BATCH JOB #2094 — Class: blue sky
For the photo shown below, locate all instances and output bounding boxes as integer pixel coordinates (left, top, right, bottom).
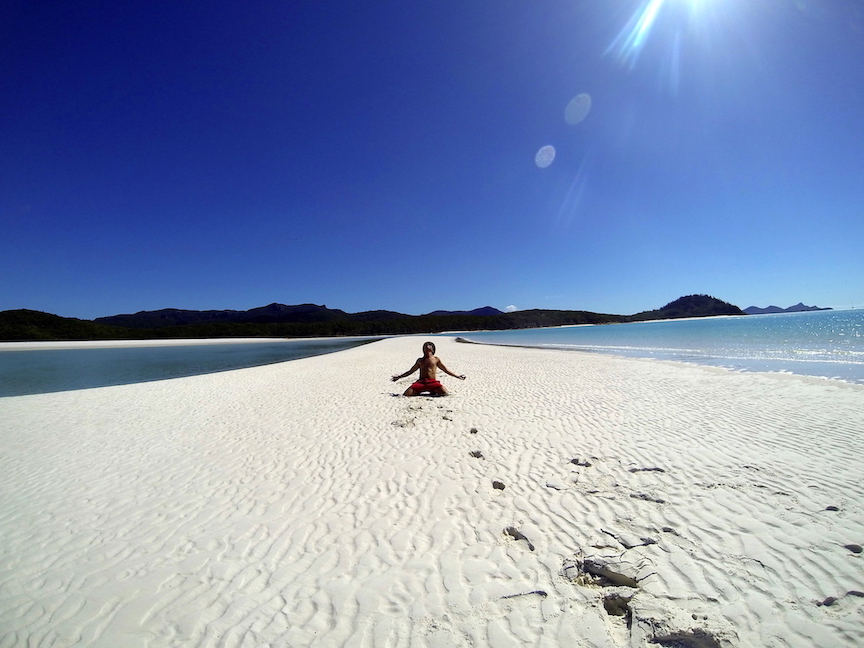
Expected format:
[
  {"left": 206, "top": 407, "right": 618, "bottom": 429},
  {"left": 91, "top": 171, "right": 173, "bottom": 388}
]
[{"left": 2, "top": 0, "right": 863, "bottom": 319}]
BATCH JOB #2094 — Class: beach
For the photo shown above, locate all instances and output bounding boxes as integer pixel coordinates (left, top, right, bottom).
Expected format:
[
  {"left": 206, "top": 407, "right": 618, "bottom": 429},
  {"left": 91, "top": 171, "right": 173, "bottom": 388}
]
[{"left": 1, "top": 336, "right": 863, "bottom": 647}]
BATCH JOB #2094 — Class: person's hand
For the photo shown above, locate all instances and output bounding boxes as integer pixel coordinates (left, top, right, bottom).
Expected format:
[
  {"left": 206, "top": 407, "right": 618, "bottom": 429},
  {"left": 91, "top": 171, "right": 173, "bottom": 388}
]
[
  {"left": 458, "top": 374, "right": 466, "bottom": 380},
  {"left": 391, "top": 375, "right": 399, "bottom": 382}
]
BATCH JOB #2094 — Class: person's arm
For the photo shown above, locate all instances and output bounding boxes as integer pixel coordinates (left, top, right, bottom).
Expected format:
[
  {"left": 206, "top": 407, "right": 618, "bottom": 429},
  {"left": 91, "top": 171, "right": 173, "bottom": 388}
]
[
  {"left": 436, "top": 359, "right": 466, "bottom": 380},
  {"left": 392, "top": 359, "right": 421, "bottom": 381}
]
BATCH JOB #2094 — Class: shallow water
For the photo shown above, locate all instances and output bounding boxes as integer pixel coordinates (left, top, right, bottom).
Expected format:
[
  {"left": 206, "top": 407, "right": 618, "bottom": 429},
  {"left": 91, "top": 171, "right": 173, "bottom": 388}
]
[
  {"left": 454, "top": 310, "right": 864, "bottom": 384},
  {"left": 0, "top": 338, "right": 380, "bottom": 397}
]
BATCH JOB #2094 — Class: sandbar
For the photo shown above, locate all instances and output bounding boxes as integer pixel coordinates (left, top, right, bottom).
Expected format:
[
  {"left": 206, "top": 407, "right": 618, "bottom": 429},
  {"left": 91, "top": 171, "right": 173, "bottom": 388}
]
[{"left": 1, "top": 336, "right": 862, "bottom": 647}]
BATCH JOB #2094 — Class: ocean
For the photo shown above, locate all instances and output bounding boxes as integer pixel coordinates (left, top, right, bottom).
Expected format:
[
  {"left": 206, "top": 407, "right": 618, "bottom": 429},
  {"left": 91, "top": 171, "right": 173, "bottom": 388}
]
[
  {"left": 4, "top": 310, "right": 862, "bottom": 397},
  {"left": 453, "top": 309, "right": 864, "bottom": 385},
  {"left": 0, "top": 337, "right": 380, "bottom": 397}
]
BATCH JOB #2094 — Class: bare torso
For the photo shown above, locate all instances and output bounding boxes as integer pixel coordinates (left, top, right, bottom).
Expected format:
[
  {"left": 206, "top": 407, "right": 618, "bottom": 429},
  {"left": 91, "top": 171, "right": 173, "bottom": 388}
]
[{"left": 418, "top": 355, "right": 441, "bottom": 381}]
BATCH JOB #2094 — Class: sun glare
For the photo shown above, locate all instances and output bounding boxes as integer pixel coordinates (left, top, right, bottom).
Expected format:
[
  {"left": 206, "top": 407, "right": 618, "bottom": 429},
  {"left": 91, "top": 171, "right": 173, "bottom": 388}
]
[
  {"left": 605, "top": 0, "right": 667, "bottom": 69},
  {"left": 605, "top": 0, "right": 718, "bottom": 70}
]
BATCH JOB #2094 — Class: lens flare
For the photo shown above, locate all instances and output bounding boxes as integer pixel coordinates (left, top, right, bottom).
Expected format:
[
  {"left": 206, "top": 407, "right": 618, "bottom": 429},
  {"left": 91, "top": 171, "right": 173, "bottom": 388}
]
[
  {"left": 565, "top": 93, "right": 592, "bottom": 125},
  {"left": 535, "top": 145, "right": 556, "bottom": 168}
]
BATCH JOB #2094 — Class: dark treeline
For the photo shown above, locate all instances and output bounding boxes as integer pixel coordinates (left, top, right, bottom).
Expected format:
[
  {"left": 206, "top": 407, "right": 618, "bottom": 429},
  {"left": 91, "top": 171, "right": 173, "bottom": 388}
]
[
  {"left": 0, "top": 295, "right": 744, "bottom": 342},
  {"left": 0, "top": 309, "right": 624, "bottom": 341},
  {"left": 163, "top": 309, "right": 624, "bottom": 338},
  {"left": 0, "top": 310, "right": 131, "bottom": 341}
]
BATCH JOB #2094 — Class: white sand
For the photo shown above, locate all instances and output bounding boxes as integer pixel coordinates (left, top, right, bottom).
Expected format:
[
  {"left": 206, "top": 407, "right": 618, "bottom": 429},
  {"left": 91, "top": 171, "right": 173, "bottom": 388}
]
[{"left": 1, "top": 336, "right": 863, "bottom": 647}]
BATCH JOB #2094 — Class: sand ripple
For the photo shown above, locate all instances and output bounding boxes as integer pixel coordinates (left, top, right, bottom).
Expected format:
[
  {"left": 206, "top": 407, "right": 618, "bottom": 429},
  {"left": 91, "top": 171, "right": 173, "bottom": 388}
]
[{"left": 2, "top": 337, "right": 863, "bottom": 647}]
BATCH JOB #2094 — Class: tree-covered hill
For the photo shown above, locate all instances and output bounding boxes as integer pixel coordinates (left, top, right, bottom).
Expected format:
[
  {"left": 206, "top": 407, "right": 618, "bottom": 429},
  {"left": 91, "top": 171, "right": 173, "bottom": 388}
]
[
  {"left": 0, "top": 307, "right": 624, "bottom": 341},
  {"left": 629, "top": 295, "right": 745, "bottom": 321},
  {"left": 0, "top": 295, "right": 747, "bottom": 341},
  {"left": 0, "top": 310, "right": 134, "bottom": 341}
]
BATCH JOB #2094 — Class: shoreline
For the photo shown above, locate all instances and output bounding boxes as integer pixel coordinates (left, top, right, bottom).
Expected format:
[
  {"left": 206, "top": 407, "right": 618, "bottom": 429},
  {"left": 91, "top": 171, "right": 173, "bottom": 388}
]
[
  {"left": 454, "top": 336, "right": 864, "bottom": 387},
  {"left": 453, "top": 314, "right": 864, "bottom": 386},
  {"left": 2, "top": 337, "right": 863, "bottom": 646}
]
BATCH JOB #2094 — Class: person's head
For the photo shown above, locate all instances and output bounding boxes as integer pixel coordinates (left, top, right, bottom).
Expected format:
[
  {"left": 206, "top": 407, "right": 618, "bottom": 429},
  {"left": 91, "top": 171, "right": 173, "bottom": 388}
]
[{"left": 422, "top": 341, "right": 436, "bottom": 356}]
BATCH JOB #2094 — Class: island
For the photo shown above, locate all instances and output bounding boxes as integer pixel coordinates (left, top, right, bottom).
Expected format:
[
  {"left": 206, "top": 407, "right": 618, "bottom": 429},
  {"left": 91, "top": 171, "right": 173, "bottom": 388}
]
[{"left": 743, "top": 303, "right": 832, "bottom": 315}]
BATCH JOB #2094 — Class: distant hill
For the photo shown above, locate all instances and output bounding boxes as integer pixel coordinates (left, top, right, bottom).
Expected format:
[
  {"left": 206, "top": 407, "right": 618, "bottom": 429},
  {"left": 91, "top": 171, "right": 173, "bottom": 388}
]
[
  {"left": 630, "top": 295, "right": 745, "bottom": 321},
  {"left": 1, "top": 295, "right": 748, "bottom": 341},
  {"left": 1, "top": 304, "right": 623, "bottom": 341},
  {"left": 743, "top": 303, "right": 832, "bottom": 315},
  {"left": 95, "top": 303, "right": 352, "bottom": 328},
  {"left": 0, "top": 310, "right": 133, "bottom": 341},
  {"left": 95, "top": 303, "right": 507, "bottom": 329},
  {"left": 425, "top": 306, "right": 503, "bottom": 317}
]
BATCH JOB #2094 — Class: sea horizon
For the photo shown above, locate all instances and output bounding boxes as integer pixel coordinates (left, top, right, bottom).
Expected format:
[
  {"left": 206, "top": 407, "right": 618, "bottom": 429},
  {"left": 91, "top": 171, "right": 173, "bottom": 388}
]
[{"left": 450, "top": 309, "right": 864, "bottom": 385}]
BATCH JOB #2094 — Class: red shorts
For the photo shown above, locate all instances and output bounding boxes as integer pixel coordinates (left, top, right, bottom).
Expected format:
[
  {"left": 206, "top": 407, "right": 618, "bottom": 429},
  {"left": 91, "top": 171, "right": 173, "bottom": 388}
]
[{"left": 410, "top": 378, "right": 443, "bottom": 392}]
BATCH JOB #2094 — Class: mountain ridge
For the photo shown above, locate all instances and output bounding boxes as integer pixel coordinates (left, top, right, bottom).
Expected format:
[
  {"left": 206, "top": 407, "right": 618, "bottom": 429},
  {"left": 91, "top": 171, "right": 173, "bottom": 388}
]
[
  {"left": 1, "top": 295, "right": 747, "bottom": 341},
  {"left": 743, "top": 303, "right": 832, "bottom": 315},
  {"left": 94, "top": 304, "right": 505, "bottom": 329}
]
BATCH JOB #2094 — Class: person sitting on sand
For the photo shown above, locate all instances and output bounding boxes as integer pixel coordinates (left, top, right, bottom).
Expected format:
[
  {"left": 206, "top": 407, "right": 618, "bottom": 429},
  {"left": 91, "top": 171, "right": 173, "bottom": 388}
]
[{"left": 391, "top": 341, "right": 466, "bottom": 396}]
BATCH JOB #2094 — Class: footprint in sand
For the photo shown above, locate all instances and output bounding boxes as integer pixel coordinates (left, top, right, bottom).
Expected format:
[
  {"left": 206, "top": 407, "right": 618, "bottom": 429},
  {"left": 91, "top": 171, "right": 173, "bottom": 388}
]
[
  {"left": 504, "top": 527, "right": 535, "bottom": 551},
  {"left": 563, "top": 557, "right": 639, "bottom": 588},
  {"left": 602, "top": 592, "right": 632, "bottom": 618}
]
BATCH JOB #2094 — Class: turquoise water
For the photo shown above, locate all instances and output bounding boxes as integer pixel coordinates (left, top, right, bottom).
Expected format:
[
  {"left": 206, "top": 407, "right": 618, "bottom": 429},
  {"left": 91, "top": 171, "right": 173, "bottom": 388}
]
[
  {"left": 454, "top": 310, "right": 864, "bottom": 384},
  {"left": 0, "top": 338, "right": 380, "bottom": 397},
  {"left": 5, "top": 311, "right": 862, "bottom": 397}
]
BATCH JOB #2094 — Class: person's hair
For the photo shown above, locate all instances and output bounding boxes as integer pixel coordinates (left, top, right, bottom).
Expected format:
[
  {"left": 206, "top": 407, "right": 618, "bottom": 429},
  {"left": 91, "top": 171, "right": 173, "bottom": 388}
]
[{"left": 423, "top": 341, "right": 436, "bottom": 354}]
